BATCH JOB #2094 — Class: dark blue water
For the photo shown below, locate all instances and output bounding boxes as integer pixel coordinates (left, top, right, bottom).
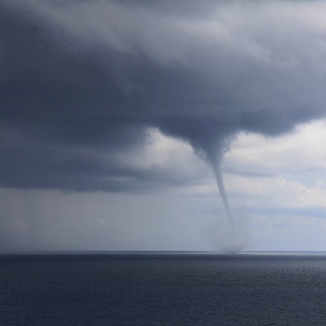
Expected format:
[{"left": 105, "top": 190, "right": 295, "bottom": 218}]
[{"left": 1, "top": 253, "right": 326, "bottom": 325}]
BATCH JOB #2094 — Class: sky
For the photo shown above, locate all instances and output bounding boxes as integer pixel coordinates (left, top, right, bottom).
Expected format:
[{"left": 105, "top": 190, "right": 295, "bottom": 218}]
[{"left": 1, "top": 0, "right": 326, "bottom": 252}]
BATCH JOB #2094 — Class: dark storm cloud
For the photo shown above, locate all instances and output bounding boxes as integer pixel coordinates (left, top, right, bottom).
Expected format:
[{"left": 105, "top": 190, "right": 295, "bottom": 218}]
[{"left": 1, "top": 0, "right": 326, "bottom": 191}]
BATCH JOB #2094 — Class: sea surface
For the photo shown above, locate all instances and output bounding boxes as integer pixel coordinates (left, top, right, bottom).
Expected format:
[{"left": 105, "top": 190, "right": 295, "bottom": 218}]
[{"left": 1, "top": 252, "right": 326, "bottom": 325}]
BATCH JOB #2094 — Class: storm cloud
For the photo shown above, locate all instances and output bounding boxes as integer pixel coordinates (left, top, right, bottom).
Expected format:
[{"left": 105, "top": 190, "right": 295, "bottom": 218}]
[{"left": 1, "top": 0, "right": 326, "bottom": 191}]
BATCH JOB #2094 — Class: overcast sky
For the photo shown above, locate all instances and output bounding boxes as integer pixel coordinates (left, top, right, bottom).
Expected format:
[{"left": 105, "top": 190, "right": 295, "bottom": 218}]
[{"left": 1, "top": 0, "right": 326, "bottom": 252}]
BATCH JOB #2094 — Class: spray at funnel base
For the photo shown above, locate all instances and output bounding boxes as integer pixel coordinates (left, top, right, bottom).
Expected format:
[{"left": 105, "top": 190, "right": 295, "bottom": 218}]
[{"left": 212, "top": 163, "right": 234, "bottom": 231}]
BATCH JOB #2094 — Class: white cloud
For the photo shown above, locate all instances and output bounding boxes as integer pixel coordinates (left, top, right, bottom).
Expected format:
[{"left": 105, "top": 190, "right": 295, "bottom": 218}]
[
  {"left": 225, "top": 120, "right": 326, "bottom": 174},
  {"left": 222, "top": 120, "right": 326, "bottom": 208},
  {"left": 114, "top": 128, "right": 204, "bottom": 174}
]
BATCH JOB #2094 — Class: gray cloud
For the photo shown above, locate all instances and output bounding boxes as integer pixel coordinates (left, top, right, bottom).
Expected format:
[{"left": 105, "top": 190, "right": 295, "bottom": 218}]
[{"left": 1, "top": 0, "right": 326, "bottom": 191}]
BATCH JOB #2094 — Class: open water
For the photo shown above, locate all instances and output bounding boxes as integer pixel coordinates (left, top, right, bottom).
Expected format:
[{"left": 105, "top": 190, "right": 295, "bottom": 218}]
[{"left": 1, "top": 253, "right": 326, "bottom": 325}]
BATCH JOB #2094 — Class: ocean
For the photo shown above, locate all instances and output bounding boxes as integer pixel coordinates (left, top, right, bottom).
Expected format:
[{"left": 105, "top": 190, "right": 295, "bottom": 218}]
[{"left": 1, "top": 253, "right": 326, "bottom": 325}]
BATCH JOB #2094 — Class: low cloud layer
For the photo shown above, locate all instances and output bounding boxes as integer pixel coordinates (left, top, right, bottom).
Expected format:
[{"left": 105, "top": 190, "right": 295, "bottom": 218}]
[{"left": 1, "top": 0, "right": 326, "bottom": 191}]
